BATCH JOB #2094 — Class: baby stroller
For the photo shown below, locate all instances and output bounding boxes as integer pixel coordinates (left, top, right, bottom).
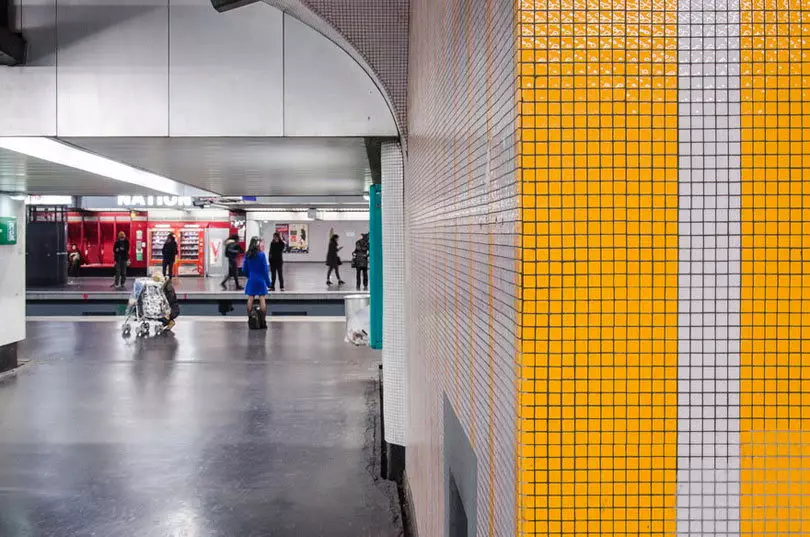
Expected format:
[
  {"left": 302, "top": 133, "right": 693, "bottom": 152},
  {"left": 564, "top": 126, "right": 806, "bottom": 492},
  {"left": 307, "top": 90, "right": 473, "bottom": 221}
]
[{"left": 122, "top": 277, "right": 171, "bottom": 338}]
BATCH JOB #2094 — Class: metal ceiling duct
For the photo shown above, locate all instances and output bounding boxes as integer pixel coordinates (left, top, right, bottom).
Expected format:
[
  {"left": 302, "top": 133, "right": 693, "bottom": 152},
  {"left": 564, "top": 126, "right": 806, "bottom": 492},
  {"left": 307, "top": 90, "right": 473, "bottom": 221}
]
[
  {"left": 210, "top": 0, "right": 259, "bottom": 12},
  {"left": 0, "top": 0, "right": 25, "bottom": 65}
]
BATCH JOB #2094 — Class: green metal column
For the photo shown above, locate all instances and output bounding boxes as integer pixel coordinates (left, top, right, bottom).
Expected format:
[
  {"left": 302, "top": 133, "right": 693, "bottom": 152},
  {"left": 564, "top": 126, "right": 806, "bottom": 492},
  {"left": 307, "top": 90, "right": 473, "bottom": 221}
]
[{"left": 369, "top": 184, "right": 383, "bottom": 349}]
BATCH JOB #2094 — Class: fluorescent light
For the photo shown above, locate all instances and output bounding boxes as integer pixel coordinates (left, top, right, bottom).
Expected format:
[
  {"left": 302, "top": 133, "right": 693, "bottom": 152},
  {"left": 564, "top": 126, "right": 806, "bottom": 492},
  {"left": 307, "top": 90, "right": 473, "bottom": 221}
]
[
  {"left": 0, "top": 137, "right": 199, "bottom": 196},
  {"left": 26, "top": 195, "right": 73, "bottom": 205}
]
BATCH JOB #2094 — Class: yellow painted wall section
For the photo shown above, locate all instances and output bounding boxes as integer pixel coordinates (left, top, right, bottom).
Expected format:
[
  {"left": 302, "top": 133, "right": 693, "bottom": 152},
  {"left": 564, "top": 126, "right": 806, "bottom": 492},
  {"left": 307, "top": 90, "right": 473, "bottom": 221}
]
[
  {"left": 740, "top": 0, "right": 810, "bottom": 534},
  {"left": 516, "top": 0, "right": 679, "bottom": 534}
]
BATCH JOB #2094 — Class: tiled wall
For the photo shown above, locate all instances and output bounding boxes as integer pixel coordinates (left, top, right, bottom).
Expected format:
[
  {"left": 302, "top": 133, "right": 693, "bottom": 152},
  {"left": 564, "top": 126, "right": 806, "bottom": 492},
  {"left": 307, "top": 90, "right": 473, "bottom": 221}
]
[
  {"left": 677, "top": 0, "right": 743, "bottom": 535},
  {"left": 517, "top": 0, "right": 680, "bottom": 534},
  {"left": 405, "top": 0, "right": 518, "bottom": 534},
  {"left": 739, "top": 0, "right": 810, "bottom": 533},
  {"left": 407, "top": 0, "right": 810, "bottom": 535},
  {"left": 382, "top": 141, "right": 407, "bottom": 447}
]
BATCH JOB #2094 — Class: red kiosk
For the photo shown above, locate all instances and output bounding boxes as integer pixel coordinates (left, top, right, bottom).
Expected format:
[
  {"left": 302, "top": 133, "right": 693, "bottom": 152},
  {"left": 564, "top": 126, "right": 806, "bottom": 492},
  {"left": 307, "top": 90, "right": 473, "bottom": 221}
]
[{"left": 67, "top": 210, "right": 148, "bottom": 273}]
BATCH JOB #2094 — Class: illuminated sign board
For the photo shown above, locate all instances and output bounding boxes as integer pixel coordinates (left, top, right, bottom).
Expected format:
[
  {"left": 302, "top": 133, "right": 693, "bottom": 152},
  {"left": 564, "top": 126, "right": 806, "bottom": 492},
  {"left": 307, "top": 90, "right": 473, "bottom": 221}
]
[
  {"left": 116, "top": 196, "right": 193, "bottom": 208},
  {"left": 26, "top": 195, "right": 74, "bottom": 206},
  {"left": 0, "top": 217, "right": 17, "bottom": 245}
]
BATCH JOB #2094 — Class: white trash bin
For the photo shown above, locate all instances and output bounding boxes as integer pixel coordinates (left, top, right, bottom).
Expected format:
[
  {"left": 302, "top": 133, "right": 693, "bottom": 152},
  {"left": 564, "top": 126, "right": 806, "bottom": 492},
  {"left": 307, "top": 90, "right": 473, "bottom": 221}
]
[{"left": 344, "top": 294, "right": 371, "bottom": 346}]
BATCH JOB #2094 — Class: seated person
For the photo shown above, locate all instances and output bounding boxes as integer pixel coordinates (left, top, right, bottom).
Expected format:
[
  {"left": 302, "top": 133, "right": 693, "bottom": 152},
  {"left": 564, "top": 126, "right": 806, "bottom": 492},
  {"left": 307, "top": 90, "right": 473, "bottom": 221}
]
[{"left": 161, "top": 277, "right": 180, "bottom": 330}]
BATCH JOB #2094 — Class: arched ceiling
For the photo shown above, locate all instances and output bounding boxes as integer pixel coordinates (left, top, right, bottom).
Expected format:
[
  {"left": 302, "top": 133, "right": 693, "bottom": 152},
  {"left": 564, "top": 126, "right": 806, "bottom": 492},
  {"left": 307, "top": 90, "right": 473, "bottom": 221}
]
[{"left": 257, "top": 0, "right": 409, "bottom": 135}]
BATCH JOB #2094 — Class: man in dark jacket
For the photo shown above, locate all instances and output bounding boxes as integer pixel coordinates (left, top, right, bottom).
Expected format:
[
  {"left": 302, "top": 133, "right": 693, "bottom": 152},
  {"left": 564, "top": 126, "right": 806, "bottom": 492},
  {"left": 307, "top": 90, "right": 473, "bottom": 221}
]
[
  {"left": 351, "top": 233, "right": 370, "bottom": 291},
  {"left": 161, "top": 233, "right": 178, "bottom": 280},
  {"left": 268, "top": 232, "right": 286, "bottom": 291},
  {"left": 220, "top": 234, "right": 244, "bottom": 290},
  {"left": 112, "top": 231, "right": 130, "bottom": 289}
]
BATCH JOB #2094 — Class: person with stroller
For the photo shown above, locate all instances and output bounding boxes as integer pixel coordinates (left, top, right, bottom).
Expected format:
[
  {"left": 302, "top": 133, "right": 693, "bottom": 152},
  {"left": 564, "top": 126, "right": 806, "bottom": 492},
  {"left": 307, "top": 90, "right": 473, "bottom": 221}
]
[
  {"left": 269, "top": 232, "right": 286, "bottom": 292},
  {"left": 112, "top": 231, "right": 130, "bottom": 289},
  {"left": 351, "top": 233, "right": 370, "bottom": 291},
  {"left": 122, "top": 273, "right": 179, "bottom": 338},
  {"left": 326, "top": 234, "right": 345, "bottom": 287},
  {"left": 242, "top": 236, "right": 271, "bottom": 329},
  {"left": 156, "top": 273, "right": 180, "bottom": 331},
  {"left": 221, "top": 234, "right": 244, "bottom": 290},
  {"left": 161, "top": 233, "right": 178, "bottom": 280}
]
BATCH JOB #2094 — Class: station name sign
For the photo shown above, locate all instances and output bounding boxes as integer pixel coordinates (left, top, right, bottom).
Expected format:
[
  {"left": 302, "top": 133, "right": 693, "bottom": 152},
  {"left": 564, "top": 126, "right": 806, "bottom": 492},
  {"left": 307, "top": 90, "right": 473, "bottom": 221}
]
[{"left": 117, "top": 196, "right": 193, "bottom": 208}]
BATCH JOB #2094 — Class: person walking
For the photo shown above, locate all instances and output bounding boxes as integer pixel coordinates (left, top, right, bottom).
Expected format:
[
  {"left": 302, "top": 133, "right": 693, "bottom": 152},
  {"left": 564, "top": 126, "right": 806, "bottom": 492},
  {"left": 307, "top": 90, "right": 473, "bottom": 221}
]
[
  {"left": 268, "top": 232, "right": 286, "bottom": 292},
  {"left": 242, "top": 236, "right": 271, "bottom": 328},
  {"left": 326, "top": 234, "right": 345, "bottom": 286},
  {"left": 161, "top": 233, "right": 178, "bottom": 280},
  {"left": 112, "top": 231, "right": 130, "bottom": 289},
  {"left": 351, "top": 233, "right": 370, "bottom": 291},
  {"left": 221, "top": 234, "right": 244, "bottom": 290}
]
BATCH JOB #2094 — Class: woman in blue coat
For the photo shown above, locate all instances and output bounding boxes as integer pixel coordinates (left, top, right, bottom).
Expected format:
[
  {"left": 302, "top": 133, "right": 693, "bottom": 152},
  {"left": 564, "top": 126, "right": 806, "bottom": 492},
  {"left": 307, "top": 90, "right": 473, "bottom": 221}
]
[{"left": 242, "top": 236, "right": 272, "bottom": 319}]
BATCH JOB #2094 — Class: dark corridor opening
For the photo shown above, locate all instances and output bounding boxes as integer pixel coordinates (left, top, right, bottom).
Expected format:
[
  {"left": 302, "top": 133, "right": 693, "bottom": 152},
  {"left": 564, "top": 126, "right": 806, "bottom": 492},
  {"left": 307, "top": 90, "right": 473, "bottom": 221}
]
[{"left": 448, "top": 473, "right": 468, "bottom": 537}]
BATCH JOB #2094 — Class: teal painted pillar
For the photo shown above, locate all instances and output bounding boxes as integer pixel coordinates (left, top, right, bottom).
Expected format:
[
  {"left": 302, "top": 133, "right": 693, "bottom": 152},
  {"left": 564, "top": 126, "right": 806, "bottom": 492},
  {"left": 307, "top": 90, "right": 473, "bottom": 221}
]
[{"left": 369, "top": 184, "right": 383, "bottom": 349}]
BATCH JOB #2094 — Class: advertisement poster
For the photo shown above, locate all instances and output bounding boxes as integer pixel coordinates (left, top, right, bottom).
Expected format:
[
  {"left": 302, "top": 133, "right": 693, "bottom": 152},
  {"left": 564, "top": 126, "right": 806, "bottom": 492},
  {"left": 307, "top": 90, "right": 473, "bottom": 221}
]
[
  {"left": 274, "top": 224, "right": 289, "bottom": 244},
  {"left": 230, "top": 211, "right": 246, "bottom": 243},
  {"left": 275, "top": 224, "right": 309, "bottom": 254},
  {"left": 288, "top": 223, "right": 309, "bottom": 253},
  {"left": 209, "top": 238, "right": 223, "bottom": 269}
]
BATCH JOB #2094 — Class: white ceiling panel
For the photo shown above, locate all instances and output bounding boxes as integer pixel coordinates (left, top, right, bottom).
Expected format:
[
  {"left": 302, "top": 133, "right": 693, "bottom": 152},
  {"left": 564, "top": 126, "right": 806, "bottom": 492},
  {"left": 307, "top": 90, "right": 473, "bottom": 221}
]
[
  {"left": 0, "top": 147, "right": 165, "bottom": 196},
  {"left": 64, "top": 137, "right": 372, "bottom": 196}
]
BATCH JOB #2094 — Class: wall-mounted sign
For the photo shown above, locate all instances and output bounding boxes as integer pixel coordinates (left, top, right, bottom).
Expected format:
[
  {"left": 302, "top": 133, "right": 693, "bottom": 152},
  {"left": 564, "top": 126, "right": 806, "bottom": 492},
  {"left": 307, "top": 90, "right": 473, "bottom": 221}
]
[
  {"left": 116, "top": 196, "right": 193, "bottom": 208},
  {"left": 0, "top": 217, "right": 18, "bottom": 245}
]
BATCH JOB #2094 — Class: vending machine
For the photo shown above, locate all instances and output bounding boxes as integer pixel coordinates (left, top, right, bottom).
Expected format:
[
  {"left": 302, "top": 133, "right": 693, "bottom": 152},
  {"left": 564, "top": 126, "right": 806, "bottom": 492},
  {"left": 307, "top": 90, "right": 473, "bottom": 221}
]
[
  {"left": 147, "top": 226, "right": 177, "bottom": 274},
  {"left": 177, "top": 226, "right": 205, "bottom": 276}
]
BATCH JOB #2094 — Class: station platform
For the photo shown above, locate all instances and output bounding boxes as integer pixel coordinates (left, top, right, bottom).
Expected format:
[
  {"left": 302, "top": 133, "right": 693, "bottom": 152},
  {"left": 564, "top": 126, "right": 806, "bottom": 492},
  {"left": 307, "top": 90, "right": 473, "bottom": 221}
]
[
  {"left": 0, "top": 318, "right": 401, "bottom": 536},
  {"left": 27, "top": 263, "right": 367, "bottom": 317}
]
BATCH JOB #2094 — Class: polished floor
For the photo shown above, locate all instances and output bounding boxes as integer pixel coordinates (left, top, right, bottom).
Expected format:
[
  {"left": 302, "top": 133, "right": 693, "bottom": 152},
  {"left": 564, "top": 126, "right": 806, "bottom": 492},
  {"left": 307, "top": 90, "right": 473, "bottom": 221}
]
[
  {"left": 51, "top": 262, "right": 364, "bottom": 295},
  {"left": 0, "top": 320, "right": 401, "bottom": 537}
]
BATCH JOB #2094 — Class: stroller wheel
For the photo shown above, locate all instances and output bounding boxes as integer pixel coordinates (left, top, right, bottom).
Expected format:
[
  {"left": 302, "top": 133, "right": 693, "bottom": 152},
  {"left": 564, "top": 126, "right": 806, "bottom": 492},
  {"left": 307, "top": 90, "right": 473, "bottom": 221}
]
[
  {"left": 122, "top": 325, "right": 131, "bottom": 338},
  {"left": 140, "top": 322, "right": 150, "bottom": 337}
]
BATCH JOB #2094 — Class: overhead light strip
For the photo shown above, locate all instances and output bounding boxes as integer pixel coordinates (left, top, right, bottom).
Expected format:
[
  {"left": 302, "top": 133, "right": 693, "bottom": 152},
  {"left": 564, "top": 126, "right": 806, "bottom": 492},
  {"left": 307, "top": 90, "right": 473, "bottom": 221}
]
[{"left": 0, "top": 137, "right": 200, "bottom": 196}]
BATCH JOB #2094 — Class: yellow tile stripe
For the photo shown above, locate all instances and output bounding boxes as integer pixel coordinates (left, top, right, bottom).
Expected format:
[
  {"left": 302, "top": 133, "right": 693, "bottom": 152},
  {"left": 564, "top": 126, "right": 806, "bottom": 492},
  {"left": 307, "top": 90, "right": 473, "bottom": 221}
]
[
  {"left": 516, "top": 0, "right": 679, "bottom": 534},
  {"left": 739, "top": 0, "right": 810, "bottom": 535}
]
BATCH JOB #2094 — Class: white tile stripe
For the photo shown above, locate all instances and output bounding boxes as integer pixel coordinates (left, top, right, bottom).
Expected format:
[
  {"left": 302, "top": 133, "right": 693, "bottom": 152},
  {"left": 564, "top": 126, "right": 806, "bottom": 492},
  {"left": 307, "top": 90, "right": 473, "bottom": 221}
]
[
  {"left": 677, "top": 1, "right": 742, "bottom": 535},
  {"left": 381, "top": 141, "right": 407, "bottom": 446}
]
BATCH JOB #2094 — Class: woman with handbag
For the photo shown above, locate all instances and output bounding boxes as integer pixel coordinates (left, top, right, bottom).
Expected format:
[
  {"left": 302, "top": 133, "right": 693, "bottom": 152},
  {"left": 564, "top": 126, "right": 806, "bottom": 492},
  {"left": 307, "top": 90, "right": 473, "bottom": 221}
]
[
  {"left": 326, "top": 234, "right": 345, "bottom": 286},
  {"left": 351, "top": 233, "right": 369, "bottom": 291},
  {"left": 243, "top": 237, "right": 271, "bottom": 329}
]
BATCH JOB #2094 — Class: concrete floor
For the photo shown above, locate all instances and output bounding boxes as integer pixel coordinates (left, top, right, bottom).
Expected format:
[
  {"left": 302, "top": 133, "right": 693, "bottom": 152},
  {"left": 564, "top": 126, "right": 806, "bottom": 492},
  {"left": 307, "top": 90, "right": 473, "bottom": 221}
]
[{"left": 0, "top": 320, "right": 401, "bottom": 537}]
